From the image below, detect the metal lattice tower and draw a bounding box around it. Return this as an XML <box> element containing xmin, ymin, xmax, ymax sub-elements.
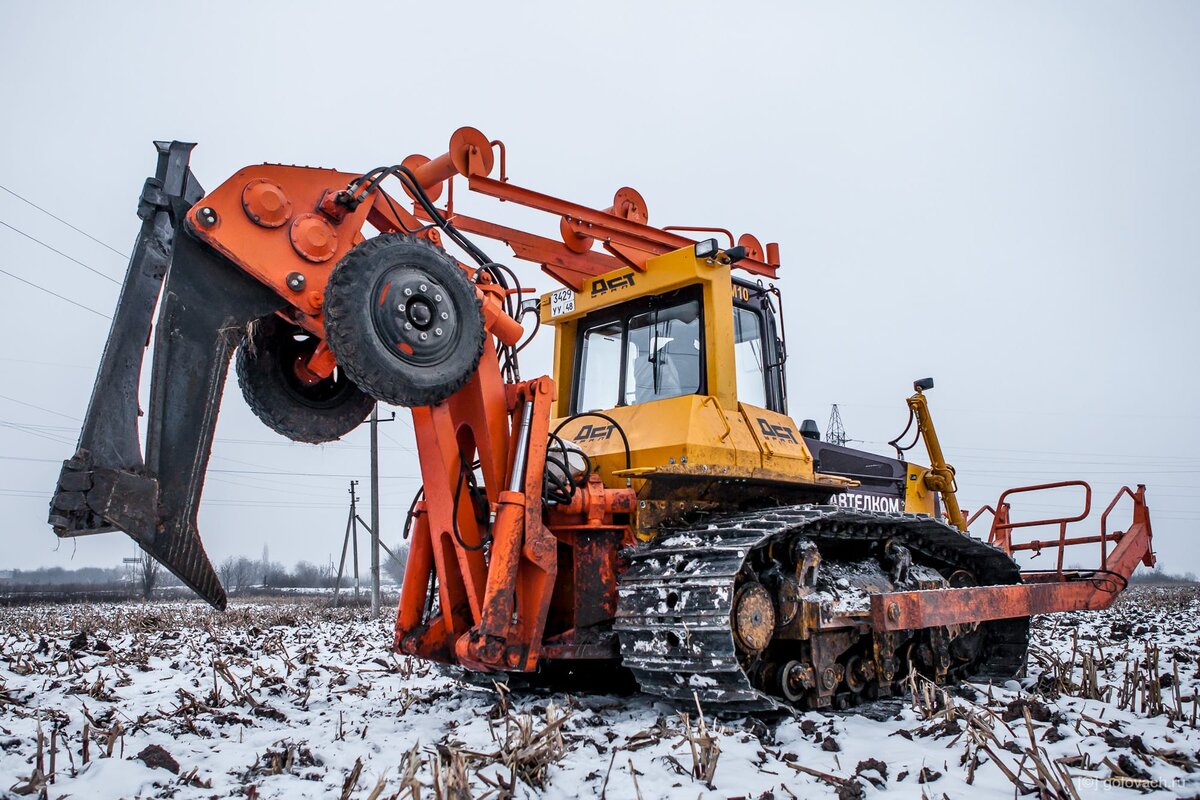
<box><xmin>826</xmin><ymin>404</ymin><xmax>848</xmax><ymax>446</ymax></box>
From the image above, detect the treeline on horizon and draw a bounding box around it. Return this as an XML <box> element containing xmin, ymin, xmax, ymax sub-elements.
<box><xmin>4</xmin><ymin>555</ymin><xmax>1192</xmax><ymax>594</ymax></box>
<box><xmin>4</xmin><ymin>544</ymin><xmax>409</xmax><ymax>595</ymax></box>
<box><xmin>1128</xmin><ymin>566</ymin><xmax>1198</xmax><ymax>585</ymax></box>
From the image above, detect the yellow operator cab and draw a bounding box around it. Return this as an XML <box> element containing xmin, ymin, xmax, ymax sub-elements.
<box><xmin>538</xmin><ymin>241</ymin><xmax>940</xmax><ymax>534</ymax></box>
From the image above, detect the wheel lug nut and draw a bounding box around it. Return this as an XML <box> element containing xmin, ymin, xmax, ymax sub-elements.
<box><xmin>435</xmin><ymin>328</ymin><xmax>443</xmax><ymax>336</ymax></box>
<box><xmin>419</xmin><ymin>283</ymin><xmax>428</xmax><ymax>292</ymax></box>
<box><xmin>404</xmin><ymin>322</ymin><xmax>412</xmax><ymax>331</ymax></box>
<box><xmin>440</xmin><ymin>312</ymin><xmax>448</xmax><ymax>320</ymax></box>
<box><xmin>434</xmin><ymin>294</ymin><xmax>442</xmax><ymax>302</ymax></box>
<box><xmin>404</xmin><ymin>288</ymin><xmax>413</xmax><ymax>296</ymax></box>
<box><xmin>419</xmin><ymin>332</ymin><xmax>428</xmax><ymax>341</ymax></box>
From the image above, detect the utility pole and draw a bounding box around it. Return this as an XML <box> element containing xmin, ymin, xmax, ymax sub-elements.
<box><xmin>367</xmin><ymin>405</ymin><xmax>396</xmax><ymax>618</ymax></box>
<box><xmin>351</xmin><ymin>483</ymin><xmax>361</xmax><ymax>600</ymax></box>
<box><xmin>332</xmin><ymin>481</ymin><xmax>360</xmax><ymax>607</ymax></box>
<box><xmin>370</xmin><ymin>404</ymin><xmax>381</xmax><ymax>618</ymax></box>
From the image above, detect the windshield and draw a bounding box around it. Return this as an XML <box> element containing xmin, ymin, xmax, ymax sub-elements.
<box><xmin>574</xmin><ymin>295</ymin><xmax>703</xmax><ymax>412</ymax></box>
<box><xmin>625</xmin><ymin>301</ymin><xmax>702</xmax><ymax>405</ymax></box>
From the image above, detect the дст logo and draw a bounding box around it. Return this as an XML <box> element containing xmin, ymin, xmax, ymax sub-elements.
<box><xmin>757</xmin><ymin>417</ymin><xmax>798</xmax><ymax>444</ymax></box>
<box><xmin>573</xmin><ymin>424</ymin><xmax>615</xmax><ymax>442</ymax></box>
<box><xmin>591</xmin><ymin>273</ymin><xmax>636</xmax><ymax>297</ymax></box>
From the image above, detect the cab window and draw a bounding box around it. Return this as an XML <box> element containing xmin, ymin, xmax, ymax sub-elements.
<box><xmin>573</xmin><ymin>290</ymin><xmax>704</xmax><ymax>413</ymax></box>
<box><xmin>577</xmin><ymin>320</ymin><xmax>623</xmax><ymax>412</ymax></box>
<box><xmin>625</xmin><ymin>301</ymin><xmax>702</xmax><ymax>404</ymax></box>
<box><xmin>733</xmin><ymin>306</ymin><xmax>767</xmax><ymax>408</ymax></box>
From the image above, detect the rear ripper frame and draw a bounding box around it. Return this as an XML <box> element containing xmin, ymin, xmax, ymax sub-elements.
<box><xmin>873</xmin><ymin>482</ymin><xmax>1156</xmax><ymax>633</ymax></box>
<box><xmin>49</xmin><ymin>141</ymin><xmax>285</xmax><ymax>607</ymax></box>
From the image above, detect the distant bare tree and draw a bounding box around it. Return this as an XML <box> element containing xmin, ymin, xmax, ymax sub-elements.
<box><xmin>232</xmin><ymin>557</ymin><xmax>257</xmax><ymax>592</ymax></box>
<box><xmin>218</xmin><ymin>556</ymin><xmax>258</xmax><ymax>594</ymax></box>
<box><xmin>292</xmin><ymin>561</ymin><xmax>323</xmax><ymax>587</ymax></box>
<box><xmin>383</xmin><ymin>542</ymin><xmax>409</xmax><ymax>584</ymax></box>
<box><xmin>140</xmin><ymin>552</ymin><xmax>159</xmax><ymax>600</ymax></box>
<box><xmin>218</xmin><ymin>556</ymin><xmax>236</xmax><ymax>591</ymax></box>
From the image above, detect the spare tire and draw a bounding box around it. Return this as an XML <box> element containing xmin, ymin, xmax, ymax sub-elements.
<box><xmin>324</xmin><ymin>233</ymin><xmax>485</xmax><ymax>407</ymax></box>
<box><xmin>235</xmin><ymin>314</ymin><xmax>374</xmax><ymax>443</ymax></box>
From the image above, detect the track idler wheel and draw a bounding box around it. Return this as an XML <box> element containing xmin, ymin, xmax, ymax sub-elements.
<box><xmin>236</xmin><ymin>314</ymin><xmax>374</xmax><ymax>443</ymax></box>
<box><xmin>324</xmin><ymin>233</ymin><xmax>486</xmax><ymax>407</ymax></box>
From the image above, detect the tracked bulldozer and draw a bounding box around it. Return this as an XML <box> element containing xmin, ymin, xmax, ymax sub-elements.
<box><xmin>50</xmin><ymin>129</ymin><xmax>1155</xmax><ymax>712</ymax></box>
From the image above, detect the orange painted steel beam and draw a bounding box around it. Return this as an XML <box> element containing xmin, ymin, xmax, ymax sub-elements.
<box><xmin>394</xmin><ymin>341</ymin><xmax>512</xmax><ymax>662</ymax></box>
<box><xmin>871</xmin><ymin>580</ymin><xmax>1108</xmax><ymax>632</ymax></box>
<box><xmin>871</xmin><ymin>485</ymin><xmax>1154</xmax><ymax>632</ymax></box>
<box><xmin>404</xmin><ymin>127</ymin><xmax>780</xmax><ymax>281</ymax></box>
<box><xmin>456</xmin><ymin>377</ymin><xmax>559</xmax><ymax>672</ymax></box>
<box><xmin>465</xmin><ymin>174</ymin><xmax>780</xmax><ymax>280</ymax></box>
<box><xmin>412</xmin><ymin>206</ymin><xmax>621</xmax><ymax>291</ymax></box>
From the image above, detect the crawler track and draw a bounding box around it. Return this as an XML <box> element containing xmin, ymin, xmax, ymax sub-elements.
<box><xmin>615</xmin><ymin>505</ymin><xmax>1030</xmax><ymax>714</ymax></box>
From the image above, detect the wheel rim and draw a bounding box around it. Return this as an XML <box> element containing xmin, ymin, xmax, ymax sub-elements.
<box><xmin>845</xmin><ymin>656</ymin><xmax>868</xmax><ymax>694</ymax></box>
<box><xmin>275</xmin><ymin>331</ymin><xmax>359</xmax><ymax>410</ymax></box>
<box><xmin>732</xmin><ymin>582</ymin><xmax>776</xmax><ymax>654</ymax></box>
<box><xmin>780</xmin><ymin>660</ymin><xmax>810</xmax><ymax>702</ymax></box>
<box><xmin>370</xmin><ymin>265</ymin><xmax>462</xmax><ymax>368</ymax></box>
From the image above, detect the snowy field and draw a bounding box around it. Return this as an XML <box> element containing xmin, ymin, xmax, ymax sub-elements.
<box><xmin>3</xmin><ymin>587</ymin><xmax>1200</xmax><ymax>799</ymax></box>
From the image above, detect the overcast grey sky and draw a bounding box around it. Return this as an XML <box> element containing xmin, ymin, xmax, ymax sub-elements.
<box><xmin>1</xmin><ymin>2</ymin><xmax>1197</xmax><ymax>578</ymax></box>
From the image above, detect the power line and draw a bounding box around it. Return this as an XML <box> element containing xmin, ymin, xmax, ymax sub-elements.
<box><xmin>0</xmin><ymin>420</ymin><xmax>74</xmax><ymax>446</ymax></box>
<box><xmin>210</xmin><ymin>467</ymin><xmax>419</xmax><ymax>480</ymax></box>
<box><xmin>379</xmin><ymin>427</ymin><xmax>417</xmax><ymax>455</ymax></box>
<box><xmin>0</xmin><ymin>451</ymin><xmax>419</xmax><ymax>481</ymax></box>
<box><xmin>837</xmin><ymin>401</ymin><xmax>1199</xmax><ymax>422</ymax></box>
<box><xmin>0</xmin><ymin>182</ymin><xmax>128</xmax><ymax>258</ymax></box>
<box><xmin>969</xmin><ymin>467</ymin><xmax>1200</xmax><ymax>476</ymax></box>
<box><xmin>0</xmin><ymin>488</ymin><xmax>415</xmax><ymax>511</ymax></box>
<box><xmin>214</xmin><ymin>436</ymin><xmax>412</xmax><ymax>452</ymax></box>
<box><xmin>0</xmin><ymin>355</ymin><xmax>90</xmax><ymax>369</ymax></box>
<box><xmin>0</xmin><ymin>218</ymin><xmax>120</xmax><ymax>284</ymax></box>
<box><xmin>0</xmin><ymin>394</ymin><xmax>79</xmax><ymax>421</ymax></box>
<box><xmin>854</xmin><ymin>438</ymin><xmax>1200</xmax><ymax>463</ymax></box>
<box><xmin>0</xmin><ymin>266</ymin><xmax>111</xmax><ymax>319</ymax></box>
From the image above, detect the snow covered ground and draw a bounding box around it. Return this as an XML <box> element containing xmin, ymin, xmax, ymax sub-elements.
<box><xmin>3</xmin><ymin>587</ymin><xmax>1200</xmax><ymax>799</ymax></box>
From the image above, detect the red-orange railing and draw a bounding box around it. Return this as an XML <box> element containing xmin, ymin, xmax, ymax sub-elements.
<box><xmin>973</xmin><ymin>480</ymin><xmax>1142</xmax><ymax>578</ymax></box>
<box><xmin>873</xmin><ymin>483</ymin><xmax>1154</xmax><ymax>632</ymax></box>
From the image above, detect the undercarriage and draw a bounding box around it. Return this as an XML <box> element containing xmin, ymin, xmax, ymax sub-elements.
<box><xmin>617</xmin><ymin>505</ymin><xmax>1029</xmax><ymax>713</ymax></box>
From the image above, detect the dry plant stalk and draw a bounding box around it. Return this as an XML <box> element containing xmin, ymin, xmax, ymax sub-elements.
<box><xmin>679</xmin><ymin>692</ymin><xmax>721</xmax><ymax>786</ymax></box>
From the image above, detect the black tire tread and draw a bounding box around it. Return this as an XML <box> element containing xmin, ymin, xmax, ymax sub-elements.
<box><xmin>235</xmin><ymin>316</ymin><xmax>375</xmax><ymax>444</ymax></box>
<box><xmin>323</xmin><ymin>234</ymin><xmax>486</xmax><ymax>408</ymax></box>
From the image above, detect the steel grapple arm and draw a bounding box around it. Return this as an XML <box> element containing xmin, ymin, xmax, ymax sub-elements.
<box><xmin>47</xmin><ymin>131</ymin><xmax>639</xmax><ymax>643</ymax></box>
